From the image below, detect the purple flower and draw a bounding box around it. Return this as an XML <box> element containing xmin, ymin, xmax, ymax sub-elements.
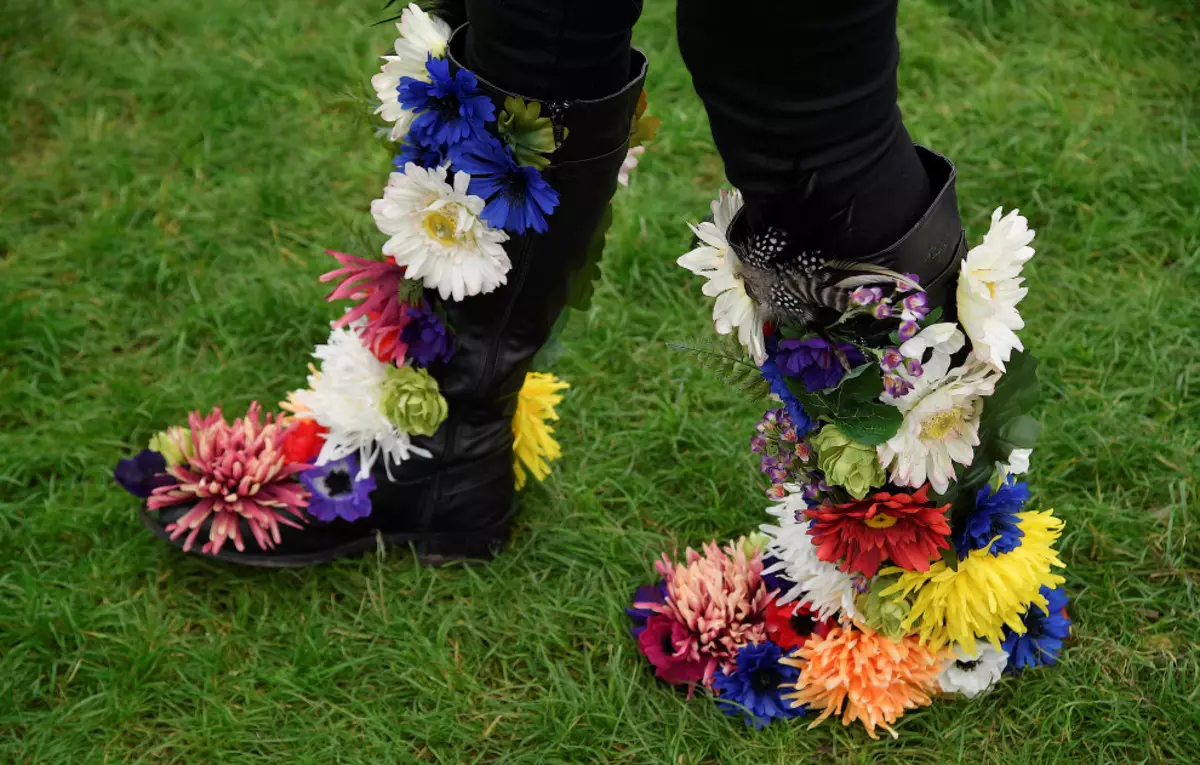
<box><xmin>904</xmin><ymin>358</ymin><xmax>924</xmax><ymax>377</ymax></box>
<box><xmin>401</xmin><ymin>305</ymin><xmax>455</xmax><ymax>368</ymax></box>
<box><xmin>761</xmin><ymin>558</ymin><xmax>791</xmax><ymax>595</ymax></box>
<box><xmin>627</xmin><ymin>581</ymin><xmax>668</xmax><ymax>638</ymax></box>
<box><xmin>775</xmin><ymin>337</ymin><xmax>866</xmax><ymax>392</ymax></box>
<box><xmin>750</xmin><ymin>435</ymin><xmax>767</xmax><ymax>454</ymax></box>
<box><xmin>850</xmin><ymin>286</ymin><xmax>883</xmax><ymax>306</ymax></box>
<box><xmin>903</xmin><ymin>292</ymin><xmax>929</xmax><ymax>319</ymax></box>
<box><xmin>450</xmin><ymin>135</ymin><xmax>559</xmax><ymax>234</ymax></box>
<box><xmin>898</xmin><ymin>320</ymin><xmax>920</xmax><ymax>342</ymax></box>
<box><xmin>872</xmin><ymin>302</ymin><xmax>894</xmax><ymax>319</ymax></box>
<box><xmin>399</xmin><ymin>56</ymin><xmax>496</xmax><ymax>148</ymax></box>
<box><xmin>299</xmin><ymin>455</ymin><xmax>375</xmax><ymax>523</ymax></box>
<box><xmin>113</xmin><ymin>449</ymin><xmax>175</xmax><ymax>498</ymax></box>
<box><xmin>883</xmin><ymin>373</ymin><xmax>914</xmax><ymax>398</ymax></box>
<box><xmin>896</xmin><ymin>273</ymin><xmax>921</xmax><ymax>293</ymax></box>
<box><xmin>880</xmin><ymin>347</ymin><xmax>904</xmax><ymax>372</ymax></box>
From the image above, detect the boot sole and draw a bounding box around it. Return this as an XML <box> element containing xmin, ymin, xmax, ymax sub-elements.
<box><xmin>138</xmin><ymin>508</ymin><xmax>504</xmax><ymax>568</ymax></box>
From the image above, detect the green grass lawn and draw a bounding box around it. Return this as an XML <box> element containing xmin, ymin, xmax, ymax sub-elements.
<box><xmin>2</xmin><ymin>0</ymin><xmax>1198</xmax><ymax>761</ymax></box>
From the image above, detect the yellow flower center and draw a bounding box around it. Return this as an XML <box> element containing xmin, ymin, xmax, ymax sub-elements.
<box><xmin>920</xmin><ymin>406</ymin><xmax>968</xmax><ymax>441</ymax></box>
<box><xmin>864</xmin><ymin>513</ymin><xmax>899</xmax><ymax>529</ymax></box>
<box><xmin>987</xmin><ymin>281</ymin><xmax>998</xmax><ymax>299</ymax></box>
<box><xmin>422</xmin><ymin>209</ymin><xmax>460</xmax><ymax>245</ymax></box>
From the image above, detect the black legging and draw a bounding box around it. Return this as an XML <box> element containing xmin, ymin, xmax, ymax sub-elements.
<box><xmin>457</xmin><ymin>0</ymin><xmax>930</xmax><ymax>257</ymax></box>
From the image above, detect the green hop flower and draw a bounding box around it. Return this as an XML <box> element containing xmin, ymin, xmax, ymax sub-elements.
<box><xmin>496</xmin><ymin>96</ymin><xmax>560</xmax><ymax>170</ymax></box>
<box><xmin>381</xmin><ymin>366</ymin><xmax>449</xmax><ymax>437</ymax></box>
<box><xmin>737</xmin><ymin>532</ymin><xmax>771</xmax><ymax>557</ymax></box>
<box><xmin>148</xmin><ymin>425</ymin><xmax>193</xmax><ymax>468</ymax></box>
<box><xmin>856</xmin><ymin>576</ymin><xmax>912</xmax><ymax>640</ymax></box>
<box><xmin>811</xmin><ymin>424</ymin><xmax>886</xmax><ymax>499</ymax></box>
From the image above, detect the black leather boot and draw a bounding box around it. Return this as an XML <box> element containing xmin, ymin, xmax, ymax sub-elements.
<box><xmin>138</xmin><ymin>27</ymin><xmax>648</xmax><ymax>567</ymax></box>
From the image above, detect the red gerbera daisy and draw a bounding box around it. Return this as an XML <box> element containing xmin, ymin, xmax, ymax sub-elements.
<box><xmin>764</xmin><ymin>598</ymin><xmax>836</xmax><ymax>652</ymax></box>
<box><xmin>805</xmin><ymin>485</ymin><xmax>950</xmax><ymax>577</ymax></box>
<box><xmin>282</xmin><ymin>418</ymin><xmax>327</xmax><ymax>464</ymax></box>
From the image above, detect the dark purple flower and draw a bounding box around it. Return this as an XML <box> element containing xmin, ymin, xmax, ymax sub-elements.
<box><xmin>898</xmin><ymin>320</ymin><xmax>920</xmax><ymax>342</ymax></box>
<box><xmin>626</xmin><ymin>581</ymin><xmax>668</xmax><ymax>638</ymax></box>
<box><xmin>880</xmin><ymin>347</ymin><xmax>904</xmax><ymax>372</ymax></box>
<box><xmin>113</xmin><ymin>449</ymin><xmax>174</xmax><ymax>498</ymax></box>
<box><xmin>401</xmin><ymin>305</ymin><xmax>456</xmax><ymax>368</ymax></box>
<box><xmin>775</xmin><ymin>337</ymin><xmax>866</xmax><ymax>392</ymax></box>
<box><xmin>761</xmin><ymin>557</ymin><xmax>791</xmax><ymax>595</ymax></box>
<box><xmin>299</xmin><ymin>455</ymin><xmax>375</xmax><ymax>523</ymax></box>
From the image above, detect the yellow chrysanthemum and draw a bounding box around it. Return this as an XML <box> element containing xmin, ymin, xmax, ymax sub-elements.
<box><xmin>880</xmin><ymin>509</ymin><xmax>1066</xmax><ymax>654</ymax></box>
<box><xmin>512</xmin><ymin>372</ymin><xmax>569</xmax><ymax>489</ymax></box>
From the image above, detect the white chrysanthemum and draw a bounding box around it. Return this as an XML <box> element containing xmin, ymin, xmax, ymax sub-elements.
<box><xmin>998</xmin><ymin>447</ymin><xmax>1032</xmax><ymax>479</ymax></box>
<box><xmin>957</xmin><ymin>208</ymin><xmax>1036</xmax><ymax>371</ymax></box>
<box><xmin>371</xmin><ymin>164</ymin><xmax>511</xmax><ymax>301</ymax></box>
<box><xmin>370</xmin><ymin>4</ymin><xmax>452</xmax><ymax>141</ymax></box>
<box><xmin>676</xmin><ymin>189</ymin><xmax>766</xmax><ymax>364</ymax></box>
<box><xmin>936</xmin><ymin>644</ymin><xmax>1009</xmax><ymax>698</ymax></box>
<box><xmin>759</xmin><ymin>486</ymin><xmax>865</xmax><ymax>622</ymax></box>
<box><xmin>295</xmin><ymin>326</ymin><xmax>432</xmax><ymax>479</ymax></box>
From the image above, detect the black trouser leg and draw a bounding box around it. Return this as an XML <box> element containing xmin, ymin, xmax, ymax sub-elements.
<box><xmin>676</xmin><ymin>0</ymin><xmax>931</xmax><ymax>257</ymax></box>
<box><xmin>464</xmin><ymin>0</ymin><xmax>643</xmax><ymax>100</ymax></box>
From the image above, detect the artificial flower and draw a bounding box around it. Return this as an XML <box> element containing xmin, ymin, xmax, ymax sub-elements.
<box><xmin>882</xmin><ymin>510</ymin><xmax>1067</xmax><ymax>653</ymax></box>
<box><xmin>955</xmin><ymin>477</ymin><xmax>1029</xmax><ymax>557</ymax></box>
<box><xmin>781</xmin><ymin>625</ymin><xmax>942</xmax><ymax>739</ymax></box>
<box><xmin>764</xmin><ymin>598</ymin><xmax>834</xmax><ymax>651</ymax></box>
<box><xmin>399</xmin><ymin>56</ymin><xmax>495</xmax><ymax>148</ymax></box>
<box><xmin>298</xmin><ymin>453</ymin><xmax>375</xmax><ymax>523</ymax></box>
<box><xmin>753</xmin><ymin>408</ymin><xmax>815</xmax><ymax>492</ymax></box>
<box><xmin>998</xmin><ymin>447</ymin><xmax>1032</xmax><ymax>479</ymax></box>
<box><xmin>401</xmin><ymin>304</ymin><xmax>455</xmax><ymax>367</ymax></box>
<box><xmin>294</xmin><ymin>325</ymin><xmax>433</xmax><ymax>479</ymax></box>
<box><xmin>856</xmin><ymin>575</ymin><xmax>913</xmax><ymax>640</ymax></box>
<box><xmin>452</xmin><ymin>135</ymin><xmax>560</xmax><ymax>234</ymax></box>
<box><xmin>712</xmin><ymin>641</ymin><xmax>805</xmax><ymax>729</ymax></box>
<box><xmin>760</xmin><ymin>488</ymin><xmax>866</xmax><ymax>622</ymax></box>
<box><xmin>113</xmin><ymin>449</ymin><xmax>173</xmax><ymax>498</ymax></box>
<box><xmin>642</xmin><ymin>539</ymin><xmax>771</xmax><ymax>685</ymax></box>
<box><xmin>282</xmin><ymin>418</ymin><xmax>328</xmax><ymax>464</ymax></box>
<box><xmin>146</xmin><ymin>404</ymin><xmax>310</xmax><ymax>555</ymax></box>
<box><xmin>617</xmin><ymin>145</ymin><xmax>645</xmax><ymax>187</ymax></box>
<box><xmin>805</xmin><ymin>485</ymin><xmax>951</xmax><ymax>577</ymax></box>
<box><xmin>512</xmin><ymin>371</ymin><xmax>569</xmax><ymax>490</ymax></box>
<box><xmin>936</xmin><ymin>644</ymin><xmax>1009</xmax><ymax>698</ymax></box>
<box><xmin>810</xmin><ymin>425</ymin><xmax>886</xmax><ymax>500</ymax></box>
<box><xmin>637</xmin><ymin>614</ymin><xmax>706</xmax><ymax>686</ymax></box>
<box><xmin>319</xmin><ymin>250</ymin><xmax>413</xmax><ymax>364</ymax></box>
<box><xmin>1002</xmin><ymin>584</ymin><xmax>1071</xmax><ymax>671</ymax></box>
<box><xmin>381</xmin><ymin>365</ymin><xmax>449</xmax><ymax>437</ymax></box>
<box><xmin>878</xmin><ymin>330</ymin><xmax>1002</xmax><ymax>494</ymax></box>
<box><xmin>371</xmin><ymin>163</ymin><xmax>511</xmax><ymax>301</ymax></box>
<box><xmin>495</xmin><ymin>96</ymin><xmax>558</xmax><ymax>170</ymax></box>
<box><xmin>394</xmin><ymin>141</ymin><xmax>448</xmax><ymax>170</ymax></box>
<box><xmin>758</xmin><ymin>352</ymin><xmax>812</xmax><ymax>435</ymax></box>
<box><xmin>957</xmin><ymin>208</ymin><xmax>1036</xmax><ymax>371</ymax></box>
<box><xmin>676</xmin><ymin>189</ymin><xmax>766</xmax><ymax>365</ymax></box>
<box><xmin>626</xmin><ymin>581</ymin><xmax>667</xmax><ymax>638</ymax></box>
<box><xmin>148</xmin><ymin>426</ymin><xmax>192</xmax><ymax>468</ymax></box>
<box><xmin>775</xmin><ymin>338</ymin><xmax>866</xmax><ymax>392</ymax></box>
<box><xmin>371</xmin><ymin>4</ymin><xmax>452</xmax><ymax>141</ymax></box>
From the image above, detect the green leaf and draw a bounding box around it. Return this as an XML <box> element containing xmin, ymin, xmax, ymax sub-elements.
<box><xmin>835</xmin><ymin>402</ymin><xmax>904</xmax><ymax>445</ymax></box>
<box><xmin>998</xmin><ymin>414</ymin><xmax>1042</xmax><ymax>451</ymax></box>
<box><xmin>531</xmin><ymin>312</ymin><xmax>570</xmax><ymax>370</ymax></box>
<box><xmin>497</xmin><ymin>96</ymin><xmax>557</xmax><ymax>170</ymax></box>
<box><xmin>671</xmin><ymin>336</ymin><xmax>773</xmax><ymax>402</ymax></box>
<box><xmin>833</xmin><ymin>364</ymin><xmax>883</xmax><ymax>402</ymax></box>
<box><xmin>921</xmin><ymin>306</ymin><xmax>944</xmax><ymax>327</ymax></box>
<box><xmin>564</xmin><ymin>205</ymin><xmax>613</xmax><ymax>312</ymax></box>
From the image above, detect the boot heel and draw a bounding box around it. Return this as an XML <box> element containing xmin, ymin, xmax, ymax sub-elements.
<box><xmin>414</xmin><ymin>526</ymin><xmax>510</xmax><ymax>566</ymax></box>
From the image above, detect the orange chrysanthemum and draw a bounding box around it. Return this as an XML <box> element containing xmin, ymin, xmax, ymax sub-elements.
<box><xmin>780</xmin><ymin>624</ymin><xmax>943</xmax><ymax>739</ymax></box>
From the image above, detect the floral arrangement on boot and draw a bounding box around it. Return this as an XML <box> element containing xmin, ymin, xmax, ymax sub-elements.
<box><xmin>628</xmin><ymin>192</ymin><xmax>1070</xmax><ymax>737</ymax></box>
<box><xmin>114</xmin><ymin>4</ymin><xmax>658</xmax><ymax>556</ymax></box>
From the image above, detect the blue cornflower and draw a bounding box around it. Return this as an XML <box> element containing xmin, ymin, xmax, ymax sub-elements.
<box><xmin>449</xmin><ymin>135</ymin><xmax>559</xmax><ymax>233</ymax></box>
<box><xmin>758</xmin><ymin>337</ymin><xmax>813</xmax><ymax>435</ymax></box>
<box><xmin>954</xmin><ymin>476</ymin><xmax>1029</xmax><ymax>558</ymax></box>
<box><xmin>394</xmin><ymin>141</ymin><xmax>448</xmax><ymax>171</ymax></box>
<box><xmin>1002</xmin><ymin>585</ymin><xmax>1071</xmax><ymax>672</ymax></box>
<box><xmin>625</xmin><ymin>581</ymin><xmax>667</xmax><ymax>639</ymax></box>
<box><xmin>398</xmin><ymin>56</ymin><xmax>495</xmax><ymax>149</ymax></box>
<box><xmin>712</xmin><ymin>641</ymin><xmax>805</xmax><ymax>729</ymax></box>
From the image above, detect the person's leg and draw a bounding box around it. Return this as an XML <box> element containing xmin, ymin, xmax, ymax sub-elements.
<box><xmin>676</xmin><ymin>0</ymin><xmax>933</xmax><ymax>258</ymax></box>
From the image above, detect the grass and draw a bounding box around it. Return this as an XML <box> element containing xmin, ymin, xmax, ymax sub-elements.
<box><xmin>1</xmin><ymin>0</ymin><xmax>1198</xmax><ymax>761</ymax></box>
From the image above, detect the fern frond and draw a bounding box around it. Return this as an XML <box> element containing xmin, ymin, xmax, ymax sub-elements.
<box><xmin>670</xmin><ymin>335</ymin><xmax>773</xmax><ymax>402</ymax></box>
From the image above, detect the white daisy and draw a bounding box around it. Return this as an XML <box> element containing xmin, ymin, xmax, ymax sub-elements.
<box><xmin>676</xmin><ymin>189</ymin><xmax>766</xmax><ymax>364</ymax></box>
<box><xmin>371</xmin><ymin>163</ymin><xmax>511</xmax><ymax>301</ymax></box>
<box><xmin>936</xmin><ymin>644</ymin><xmax>1009</xmax><ymax>698</ymax></box>
<box><xmin>294</xmin><ymin>325</ymin><xmax>432</xmax><ymax>479</ymax></box>
<box><xmin>759</xmin><ymin>486</ymin><xmax>865</xmax><ymax>622</ymax></box>
<box><xmin>370</xmin><ymin>4</ymin><xmax>452</xmax><ymax>141</ymax></box>
<box><xmin>956</xmin><ymin>207</ymin><xmax>1036</xmax><ymax>371</ymax></box>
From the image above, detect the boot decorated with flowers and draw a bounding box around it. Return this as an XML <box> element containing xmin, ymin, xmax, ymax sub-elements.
<box><xmin>114</xmin><ymin>5</ymin><xmax>653</xmax><ymax>566</ymax></box>
<box><xmin>628</xmin><ymin>149</ymin><xmax>1071</xmax><ymax>737</ymax></box>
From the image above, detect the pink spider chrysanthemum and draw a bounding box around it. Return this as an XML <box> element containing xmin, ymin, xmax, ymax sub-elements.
<box><xmin>147</xmin><ymin>403</ymin><xmax>310</xmax><ymax>556</ymax></box>
<box><xmin>320</xmin><ymin>249</ymin><xmax>412</xmax><ymax>365</ymax></box>
<box><xmin>644</xmin><ymin>539</ymin><xmax>771</xmax><ymax>686</ymax></box>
